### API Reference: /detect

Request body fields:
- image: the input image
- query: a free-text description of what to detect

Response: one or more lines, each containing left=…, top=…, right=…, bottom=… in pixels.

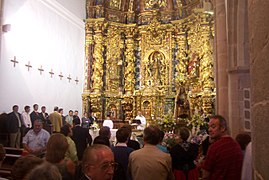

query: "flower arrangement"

left=157, top=113, right=177, bottom=133
left=90, top=121, right=99, bottom=130
left=162, top=133, right=179, bottom=149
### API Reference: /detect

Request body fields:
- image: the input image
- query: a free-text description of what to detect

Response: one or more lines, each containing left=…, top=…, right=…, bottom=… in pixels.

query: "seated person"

left=22, top=120, right=50, bottom=156
left=135, top=111, right=146, bottom=130
left=102, top=115, right=113, bottom=129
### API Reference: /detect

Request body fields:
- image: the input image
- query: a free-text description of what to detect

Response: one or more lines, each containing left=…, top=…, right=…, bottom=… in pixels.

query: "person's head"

left=69, top=110, right=73, bottom=116
left=82, top=144, right=115, bottom=180
left=24, top=106, right=30, bottom=113
left=46, top=133, right=68, bottom=163
left=33, top=104, right=38, bottom=111
left=178, top=127, right=190, bottom=141
left=54, top=106, right=59, bottom=112
left=208, top=115, right=229, bottom=140
left=84, top=112, right=88, bottom=117
left=73, top=117, right=80, bottom=126
left=116, top=128, right=130, bottom=143
left=74, top=110, right=79, bottom=116
left=58, top=108, right=63, bottom=115
left=235, top=133, right=251, bottom=151
left=11, top=155, right=44, bottom=180
left=159, top=130, right=165, bottom=143
left=33, top=120, right=43, bottom=134
left=27, top=162, right=62, bottom=180
left=41, top=106, right=46, bottom=113
left=12, top=105, right=19, bottom=112
left=143, top=125, right=160, bottom=145
left=60, top=124, right=72, bottom=137
left=99, top=126, right=111, bottom=139
left=137, top=111, right=142, bottom=116
left=121, top=124, right=132, bottom=138
left=106, top=114, right=111, bottom=119
left=93, top=136, right=110, bottom=147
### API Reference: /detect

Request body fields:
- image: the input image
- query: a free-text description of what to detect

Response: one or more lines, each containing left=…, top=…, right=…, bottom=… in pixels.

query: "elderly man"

left=81, top=144, right=116, bottom=180
left=128, top=125, right=174, bottom=180
left=22, top=119, right=50, bottom=156
left=201, top=115, right=243, bottom=180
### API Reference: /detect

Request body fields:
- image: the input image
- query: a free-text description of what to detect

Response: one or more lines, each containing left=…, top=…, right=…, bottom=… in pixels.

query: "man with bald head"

left=81, top=144, right=116, bottom=180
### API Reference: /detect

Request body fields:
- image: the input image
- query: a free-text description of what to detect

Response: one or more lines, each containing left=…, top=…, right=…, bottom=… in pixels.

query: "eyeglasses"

left=99, top=162, right=118, bottom=171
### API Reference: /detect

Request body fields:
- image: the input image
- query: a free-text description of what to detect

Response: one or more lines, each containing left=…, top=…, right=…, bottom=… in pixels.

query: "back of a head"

left=99, top=126, right=111, bottom=138
left=116, top=128, right=130, bottom=143
left=179, top=127, right=190, bottom=141
left=73, top=117, right=80, bottom=125
left=11, top=155, right=44, bottom=180
left=27, top=162, right=62, bottom=180
left=121, top=124, right=132, bottom=135
left=60, top=124, right=71, bottom=136
left=235, top=133, right=251, bottom=150
left=93, top=136, right=110, bottom=147
left=82, top=144, right=112, bottom=173
left=143, top=125, right=160, bottom=145
left=46, top=133, right=68, bottom=163
left=54, top=106, right=59, bottom=111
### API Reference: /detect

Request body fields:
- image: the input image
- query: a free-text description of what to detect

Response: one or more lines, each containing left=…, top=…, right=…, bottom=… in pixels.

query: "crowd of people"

left=0, top=106, right=252, bottom=180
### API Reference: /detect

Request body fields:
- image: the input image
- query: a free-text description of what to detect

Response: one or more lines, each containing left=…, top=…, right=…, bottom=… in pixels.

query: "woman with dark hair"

left=170, top=127, right=199, bottom=180
left=46, top=133, right=75, bottom=180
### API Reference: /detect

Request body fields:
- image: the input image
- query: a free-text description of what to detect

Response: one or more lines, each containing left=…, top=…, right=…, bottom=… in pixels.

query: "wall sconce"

left=2, top=24, right=11, bottom=33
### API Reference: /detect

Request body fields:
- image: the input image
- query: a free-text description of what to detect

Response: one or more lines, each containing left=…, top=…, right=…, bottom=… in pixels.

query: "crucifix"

left=59, top=72, right=64, bottom=80
left=67, top=74, right=72, bottom=83
left=75, top=77, right=79, bottom=84
left=38, top=65, right=44, bottom=75
left=10, top=56, right=19, bottom=67
left=25, top=61, right=32, bottom=71
left=49, top=69, right=54, bottom=78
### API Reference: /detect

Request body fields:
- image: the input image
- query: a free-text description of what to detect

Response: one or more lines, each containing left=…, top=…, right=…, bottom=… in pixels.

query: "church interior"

left=0, top=0, right=268, bottom=179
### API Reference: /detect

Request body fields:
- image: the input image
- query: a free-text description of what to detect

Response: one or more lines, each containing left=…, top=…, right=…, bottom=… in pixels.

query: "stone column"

left=249, top=1, right=269, bottom=179
left=213, top=0, right=229, bottom=120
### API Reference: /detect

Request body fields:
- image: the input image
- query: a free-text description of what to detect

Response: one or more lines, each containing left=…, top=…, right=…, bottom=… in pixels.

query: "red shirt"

left=202, top=136, right=243, bottom=180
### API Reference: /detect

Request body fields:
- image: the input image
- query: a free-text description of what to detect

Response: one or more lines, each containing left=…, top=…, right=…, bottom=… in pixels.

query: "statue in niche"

left=147, top=51, right=166, bottom=86
left=188, top=53, right=199, bottom=78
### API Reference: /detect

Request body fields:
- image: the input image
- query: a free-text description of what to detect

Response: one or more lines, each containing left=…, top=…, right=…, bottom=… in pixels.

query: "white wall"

left=0, top=0, right=86, bottom=115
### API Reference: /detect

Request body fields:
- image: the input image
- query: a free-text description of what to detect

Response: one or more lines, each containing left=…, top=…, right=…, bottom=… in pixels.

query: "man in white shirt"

left=135, top=111, right=146, bottom=130
left=23, top=120, right=50, bottom=156
left=103, top=115, right=113, bottom=129
left=22, top=105, right=32, bottom=137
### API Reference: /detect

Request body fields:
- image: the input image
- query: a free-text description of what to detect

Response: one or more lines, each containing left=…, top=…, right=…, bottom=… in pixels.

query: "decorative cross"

left=67, top=74, right=72, bottom=83
left=25, top=61, right=32, bottom=71
left=59, top=72, right=64, bottom=80
left=75, top=77, right=79, bottom=84
left=10, top=56, right=19, bottom=67
left=38, top=65, right=44, bottom=75
left=49, top=69, right=54, bottom=78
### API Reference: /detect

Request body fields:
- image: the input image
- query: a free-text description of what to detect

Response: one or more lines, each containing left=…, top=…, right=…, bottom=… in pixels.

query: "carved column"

left=214, top=0, right=228, bottom=120
left=124, top=26, right=136, bottom=95
left=92, top=20, right=105, bottom=94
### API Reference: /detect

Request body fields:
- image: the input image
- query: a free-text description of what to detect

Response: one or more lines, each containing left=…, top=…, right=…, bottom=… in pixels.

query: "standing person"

left=58, top=108, right=66, bottom=126
left=22, top=120, right=50, bottom=156
left=112, top=128, right=134, bottom=180
left=89, top=112, right=97, bottom=125
left=202, top=115, right=243, bottom=180
left=81, top=144, right=116, bottom=180
left=81, top=112, right=90, bottom=128
left=30, top=104, right=39, bottom=127
left=128, top=126, right=174, bottom=180
left=6, top=105, right=24, bottom=148
left=72, top=118, right=92, bottom=161
left=103, top=114, right=113, bottom=129
left=135, top=111, right=146, bottom=130
left=73, top=110, right=80, bottom=123
left=170, top=127, right=199, bottom=180
left=65, top=110, right=74, bottom=126
left=49, top=106, right=62, bottom=133
left=21, top=105, right=32, bottom=136
left=39, top=106, right=49, bottom=125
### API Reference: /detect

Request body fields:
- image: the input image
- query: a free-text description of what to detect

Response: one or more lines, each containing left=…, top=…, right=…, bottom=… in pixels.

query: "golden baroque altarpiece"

left=83, top=0, right=215, bottom=124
